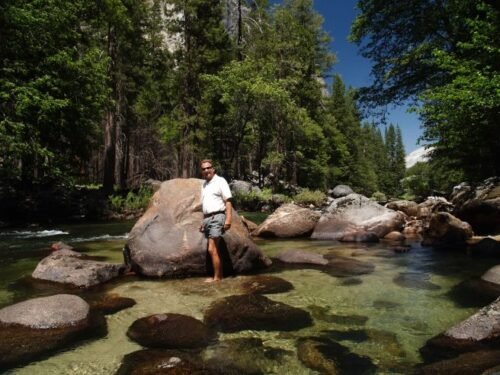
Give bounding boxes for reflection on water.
[0,222,496,374]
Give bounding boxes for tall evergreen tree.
[0,0,109,186]
[350,0,500,182]
[164,0,233,178]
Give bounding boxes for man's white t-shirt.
[201,174,232,215]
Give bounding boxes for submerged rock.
[393,272,441,291]
[0,294,106,368]
[297,337,377,375]
[116,349,208,375]
[32,249,126,288]
[324,254,376,277]
[253,203,320,238]
[126,178,271,278]
[239,275,294,295]
[204,337,290,375]
[90,293,136,315]
[127,313,217,349]
[308,305,369,326]
[203,294,312,332]
[275,249,328,266]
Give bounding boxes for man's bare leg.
[205,237,222,282]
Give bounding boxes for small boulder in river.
[253,203,320,238]
[203,294,312,332]
[311,193,406,241]
[0,294,105,368]
[421,212,474,250]
[127,313,217,349]
[420,296,500,361]
[32,249,126,288]
[126,178,271,278]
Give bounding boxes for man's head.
[200,159,215,181]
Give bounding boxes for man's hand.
[224,222,231,231]
[199,224,204,233]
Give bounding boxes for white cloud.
[405,146,433,169]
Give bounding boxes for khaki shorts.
[203,213,225,238]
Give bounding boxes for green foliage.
[0,0,109,183]
[108,186,153,213]
[402,160,464,201]
[351,0,500,183]
[370,191,387,203]
[292,189,326,206]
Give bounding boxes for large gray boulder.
[311,193,406,241]
[253,203,320,238]
[421,212,474,250]
[0,294,105,367]
[126,178,271,278]
[451,177,500,235]
[420,296,500,361]
[32,249,126,288]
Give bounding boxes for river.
[0,219,495,374]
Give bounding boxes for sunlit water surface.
[0,221,495,374]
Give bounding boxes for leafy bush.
[232,188,288,211]
[292,189,326,207]
[370,191,387,203]
[108,186,153,213]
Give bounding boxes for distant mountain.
[405,146,432,169]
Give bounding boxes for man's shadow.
[205,237,235,278]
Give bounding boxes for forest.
[1,0,499,209]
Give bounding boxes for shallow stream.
[0,220,495,374]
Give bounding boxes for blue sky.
[270,0,424,153]
[313,0,422,153]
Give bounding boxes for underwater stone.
[239,275,294,294]
[127,313,217,349]
[90,293,136,315]
[204,294,312,332]
[297,337,377,374]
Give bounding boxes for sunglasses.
[201,166,213,171]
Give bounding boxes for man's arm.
[224,200,232,230]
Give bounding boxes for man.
[199,159,232,282]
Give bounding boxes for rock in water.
[203,294,312,332]
[32,249,126,288]
[0,294,105,368]
[126,178,271,278]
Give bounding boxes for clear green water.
[0,221,495,374]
